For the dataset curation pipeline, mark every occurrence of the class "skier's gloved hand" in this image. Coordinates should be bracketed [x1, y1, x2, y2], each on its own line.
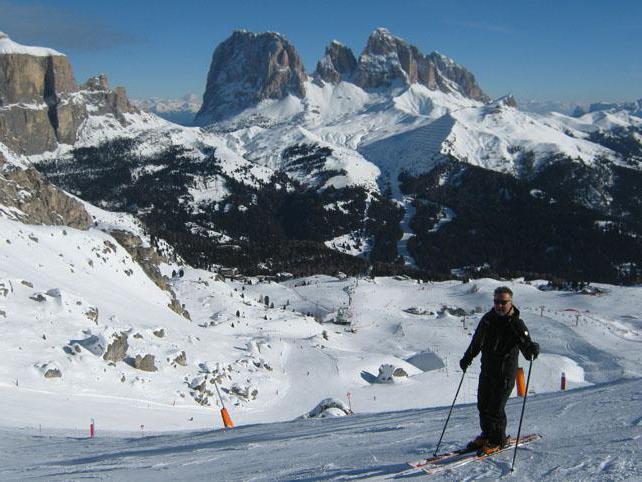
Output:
[459, 357, 471, 372]
[526, 342, 540, 360]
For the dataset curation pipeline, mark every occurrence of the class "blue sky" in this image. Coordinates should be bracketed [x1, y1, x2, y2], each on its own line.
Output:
[1, 0, 640, 102]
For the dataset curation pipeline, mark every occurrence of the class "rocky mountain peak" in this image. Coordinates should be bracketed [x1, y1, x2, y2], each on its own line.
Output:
[194, 30, 307, 125]
[83, 74, 110, 91]
[353, 28, 489, 102]
[355, 28, 421, 89]
[314, 40, 357, 83]
[363, 27, 403, 56]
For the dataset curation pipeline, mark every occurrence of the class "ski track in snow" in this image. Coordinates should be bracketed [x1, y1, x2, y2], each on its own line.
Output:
[2, 379, 641, 480]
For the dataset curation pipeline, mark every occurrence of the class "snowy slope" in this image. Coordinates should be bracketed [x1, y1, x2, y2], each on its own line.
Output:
[1, 378, 640, 480]
[29, 109, 276, 195]
[1, 212, 641, 433]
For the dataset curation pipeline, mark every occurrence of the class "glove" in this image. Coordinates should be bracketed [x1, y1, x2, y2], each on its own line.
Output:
[526, 342, 540, 360]
[459, 357, 471, 372]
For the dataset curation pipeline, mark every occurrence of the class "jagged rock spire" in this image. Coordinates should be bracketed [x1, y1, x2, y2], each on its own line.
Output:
[314, 40, 357, 83]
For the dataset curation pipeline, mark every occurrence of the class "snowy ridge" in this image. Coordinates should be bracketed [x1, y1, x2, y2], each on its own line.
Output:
[0, 31, 64, 57]
[446, 104, 616, 173]
[198, 76, 637, 196]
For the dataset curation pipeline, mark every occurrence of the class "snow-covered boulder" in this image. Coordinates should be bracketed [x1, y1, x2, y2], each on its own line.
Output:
[301, 398, 352, 418]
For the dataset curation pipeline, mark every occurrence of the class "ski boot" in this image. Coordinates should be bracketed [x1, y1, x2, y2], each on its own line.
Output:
[479, 435, 510, 455]
[466, 434, 488, 451]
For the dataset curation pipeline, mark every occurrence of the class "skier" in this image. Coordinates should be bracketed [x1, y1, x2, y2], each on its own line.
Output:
[459, 286, 539, 454]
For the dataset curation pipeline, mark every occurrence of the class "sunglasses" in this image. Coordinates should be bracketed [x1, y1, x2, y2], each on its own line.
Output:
[493, 299, 511, 306]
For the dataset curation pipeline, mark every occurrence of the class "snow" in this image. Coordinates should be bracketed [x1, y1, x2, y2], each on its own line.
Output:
[0, 141, 29, 170]
[0, 32, 64, 57]
[445, 104, 616, 173]
[0, 213, 641, 479]
[325, 232, 372, 257]
[1, 225, 641, 429]
[187, 174, 230, 207]
[1, 379, 640, 480]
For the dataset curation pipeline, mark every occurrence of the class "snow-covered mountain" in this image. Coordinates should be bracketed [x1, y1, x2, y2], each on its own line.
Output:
[2, 29, 642, 282]
[132, 94, 201, 126]
[576, 98, 642, 117]
[518, 99, 588, 116]
[1, 30, 642, 482]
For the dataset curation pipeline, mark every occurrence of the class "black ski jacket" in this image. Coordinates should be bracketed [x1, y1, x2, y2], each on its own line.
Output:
[462, 307, 534, 379]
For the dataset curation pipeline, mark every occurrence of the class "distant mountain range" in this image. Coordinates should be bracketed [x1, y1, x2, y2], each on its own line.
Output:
[1, 29, 641, 283]
[132, 94, 201, 126]
[135, 96, 642, 125]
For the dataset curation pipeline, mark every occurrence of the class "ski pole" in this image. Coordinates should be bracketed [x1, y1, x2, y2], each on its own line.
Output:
[511, 358, 533, 472]
[434, 369, 466, 456]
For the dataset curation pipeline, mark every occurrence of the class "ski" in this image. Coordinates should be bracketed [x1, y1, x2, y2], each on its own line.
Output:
[420, 433, 542, 476]
[407, 445, 476, 469]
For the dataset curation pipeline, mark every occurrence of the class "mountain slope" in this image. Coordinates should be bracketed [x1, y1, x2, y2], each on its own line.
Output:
[1, 377, 640, 480]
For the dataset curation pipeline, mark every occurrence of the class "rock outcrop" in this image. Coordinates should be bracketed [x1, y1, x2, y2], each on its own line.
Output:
[0, 32, 137, 155]
[0, 163, 92, 228]
[79, 74, 136, 122]
[109, 230, 190, 320]
[196, 27, 488, 124]
[194, 30, 307, 124]
[103, 333, 129, 362]
[132, 354, 157, 372]
[173, 351, 187, 366]
[44, 368, 62, 378]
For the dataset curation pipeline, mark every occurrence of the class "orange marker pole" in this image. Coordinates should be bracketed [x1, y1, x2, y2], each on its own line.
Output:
[516, 367, 526, 397]
[213, 379, 234, 428]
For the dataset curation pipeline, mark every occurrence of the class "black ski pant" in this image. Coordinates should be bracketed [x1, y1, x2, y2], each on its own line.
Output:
[477, 371, 515, 445]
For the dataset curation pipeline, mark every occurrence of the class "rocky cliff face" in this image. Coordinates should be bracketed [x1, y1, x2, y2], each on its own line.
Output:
[0, 33, 137, 155]
[315, 28, 489, 102]
[194, 30, 307, 125]
[426, 51, 488, 102]
[315, 41, 357, 84]
[0, 161, 92, 229]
